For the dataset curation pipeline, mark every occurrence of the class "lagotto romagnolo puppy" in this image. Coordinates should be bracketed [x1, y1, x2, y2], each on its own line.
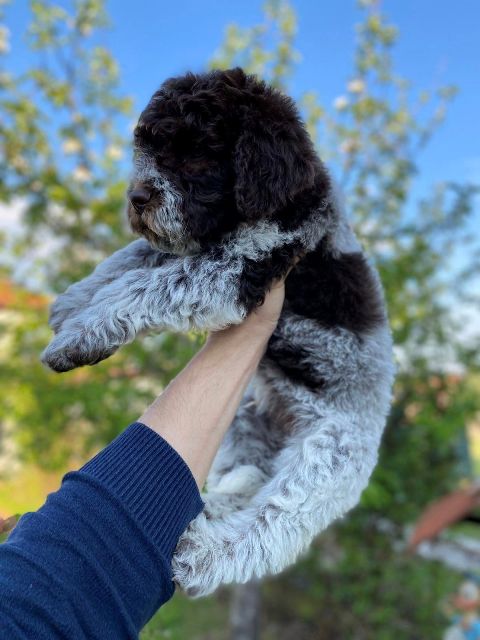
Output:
[42, 68, 395, 597]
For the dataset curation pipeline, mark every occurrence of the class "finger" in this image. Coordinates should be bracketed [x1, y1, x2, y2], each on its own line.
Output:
[282, 251, 307, 280]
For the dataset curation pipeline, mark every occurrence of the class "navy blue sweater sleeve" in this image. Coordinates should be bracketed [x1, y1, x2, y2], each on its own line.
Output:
[0, 422, 204, 639]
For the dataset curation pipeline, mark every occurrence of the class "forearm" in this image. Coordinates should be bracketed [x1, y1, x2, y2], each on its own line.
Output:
[140, 319, 273, 488]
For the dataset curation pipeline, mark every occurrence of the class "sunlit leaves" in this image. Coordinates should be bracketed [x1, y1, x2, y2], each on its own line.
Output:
[211, 0, 300, 89]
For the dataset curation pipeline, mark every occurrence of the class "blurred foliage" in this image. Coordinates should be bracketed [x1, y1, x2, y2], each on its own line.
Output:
[0, 0, 479, 638]
[0, 0, 202, 466]
[0, 0, 132, 288]
[211, 0, 299, 88]
[260, 530, 460, 640]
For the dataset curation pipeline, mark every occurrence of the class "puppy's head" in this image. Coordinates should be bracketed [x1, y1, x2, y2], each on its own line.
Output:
[128, 68, 323, 254]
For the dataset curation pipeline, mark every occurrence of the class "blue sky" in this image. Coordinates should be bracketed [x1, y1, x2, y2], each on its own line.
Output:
[7, 0, 480, 199]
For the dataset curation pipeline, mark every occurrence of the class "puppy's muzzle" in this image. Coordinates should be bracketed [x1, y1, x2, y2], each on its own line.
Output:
[129, 186, 152, 214]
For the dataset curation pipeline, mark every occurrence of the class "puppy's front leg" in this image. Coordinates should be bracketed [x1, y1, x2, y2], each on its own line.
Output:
[49, 239, 166, 333]
[42, 251, 248, 372]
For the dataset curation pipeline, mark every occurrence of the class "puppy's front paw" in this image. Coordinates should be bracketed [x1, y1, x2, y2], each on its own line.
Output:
[41, 328, 117, 372]
[48, 288, 91, 334]
[48, 298, 72, 334]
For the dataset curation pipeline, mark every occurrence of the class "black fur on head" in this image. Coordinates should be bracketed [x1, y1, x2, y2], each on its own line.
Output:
[128, 67, 330, 251]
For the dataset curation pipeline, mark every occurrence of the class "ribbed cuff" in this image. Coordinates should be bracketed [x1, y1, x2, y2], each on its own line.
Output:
[79, 422, 204, 557]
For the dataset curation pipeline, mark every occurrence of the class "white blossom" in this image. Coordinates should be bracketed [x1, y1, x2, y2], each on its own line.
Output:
[73, 165, 92, 182]
[333, 95, 349, 110]
[0, 25, 10, 54]
[11, 155, 28, 172]
[340, 139, 359, 154]
[347, 78, 366, 94]
[62, 138, 82, 154]
[106, 144, 123, 160]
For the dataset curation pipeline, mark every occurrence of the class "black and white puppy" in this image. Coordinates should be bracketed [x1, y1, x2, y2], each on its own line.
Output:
[42, 68, 395, 597]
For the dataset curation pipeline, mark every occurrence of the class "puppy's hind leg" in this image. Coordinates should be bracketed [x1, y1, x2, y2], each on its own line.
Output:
[203, 388, 281, 520]
[173, 406, 382, 597]
[174, 320, 394, 597]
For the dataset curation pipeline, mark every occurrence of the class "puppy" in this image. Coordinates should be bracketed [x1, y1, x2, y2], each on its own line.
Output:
[42, 68, 395, 597]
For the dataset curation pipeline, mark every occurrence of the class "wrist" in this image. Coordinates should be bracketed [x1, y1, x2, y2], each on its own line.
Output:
[205, 316, 273, 353]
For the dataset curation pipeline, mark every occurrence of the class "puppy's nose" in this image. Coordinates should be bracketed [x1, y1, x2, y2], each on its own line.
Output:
[129, 187, 152, 212]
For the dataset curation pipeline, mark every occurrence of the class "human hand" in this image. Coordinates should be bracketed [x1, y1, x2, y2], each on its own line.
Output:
[207, 257, 300, 346]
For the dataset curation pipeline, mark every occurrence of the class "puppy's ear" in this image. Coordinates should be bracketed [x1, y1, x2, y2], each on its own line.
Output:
[233, 116, 316, 219]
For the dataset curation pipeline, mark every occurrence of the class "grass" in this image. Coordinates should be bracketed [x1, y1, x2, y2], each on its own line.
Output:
[141, 591, 228, 639]
[0, 465, 63, 517]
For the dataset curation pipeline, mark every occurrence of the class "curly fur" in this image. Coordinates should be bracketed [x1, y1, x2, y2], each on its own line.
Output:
[41, 68, 395, 596]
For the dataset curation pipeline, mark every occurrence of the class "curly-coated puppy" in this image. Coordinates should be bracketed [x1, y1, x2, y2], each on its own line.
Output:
[42, 68, 395, 597]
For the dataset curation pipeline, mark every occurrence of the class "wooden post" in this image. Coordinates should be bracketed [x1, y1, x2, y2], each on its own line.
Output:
[229, 580, 262, 640]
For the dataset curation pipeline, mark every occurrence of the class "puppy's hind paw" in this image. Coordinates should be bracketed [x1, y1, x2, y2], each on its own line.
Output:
[172, 516, 228, 598]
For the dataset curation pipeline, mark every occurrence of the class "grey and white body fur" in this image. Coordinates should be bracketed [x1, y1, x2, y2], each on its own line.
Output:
[42, 68, 395, 597]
